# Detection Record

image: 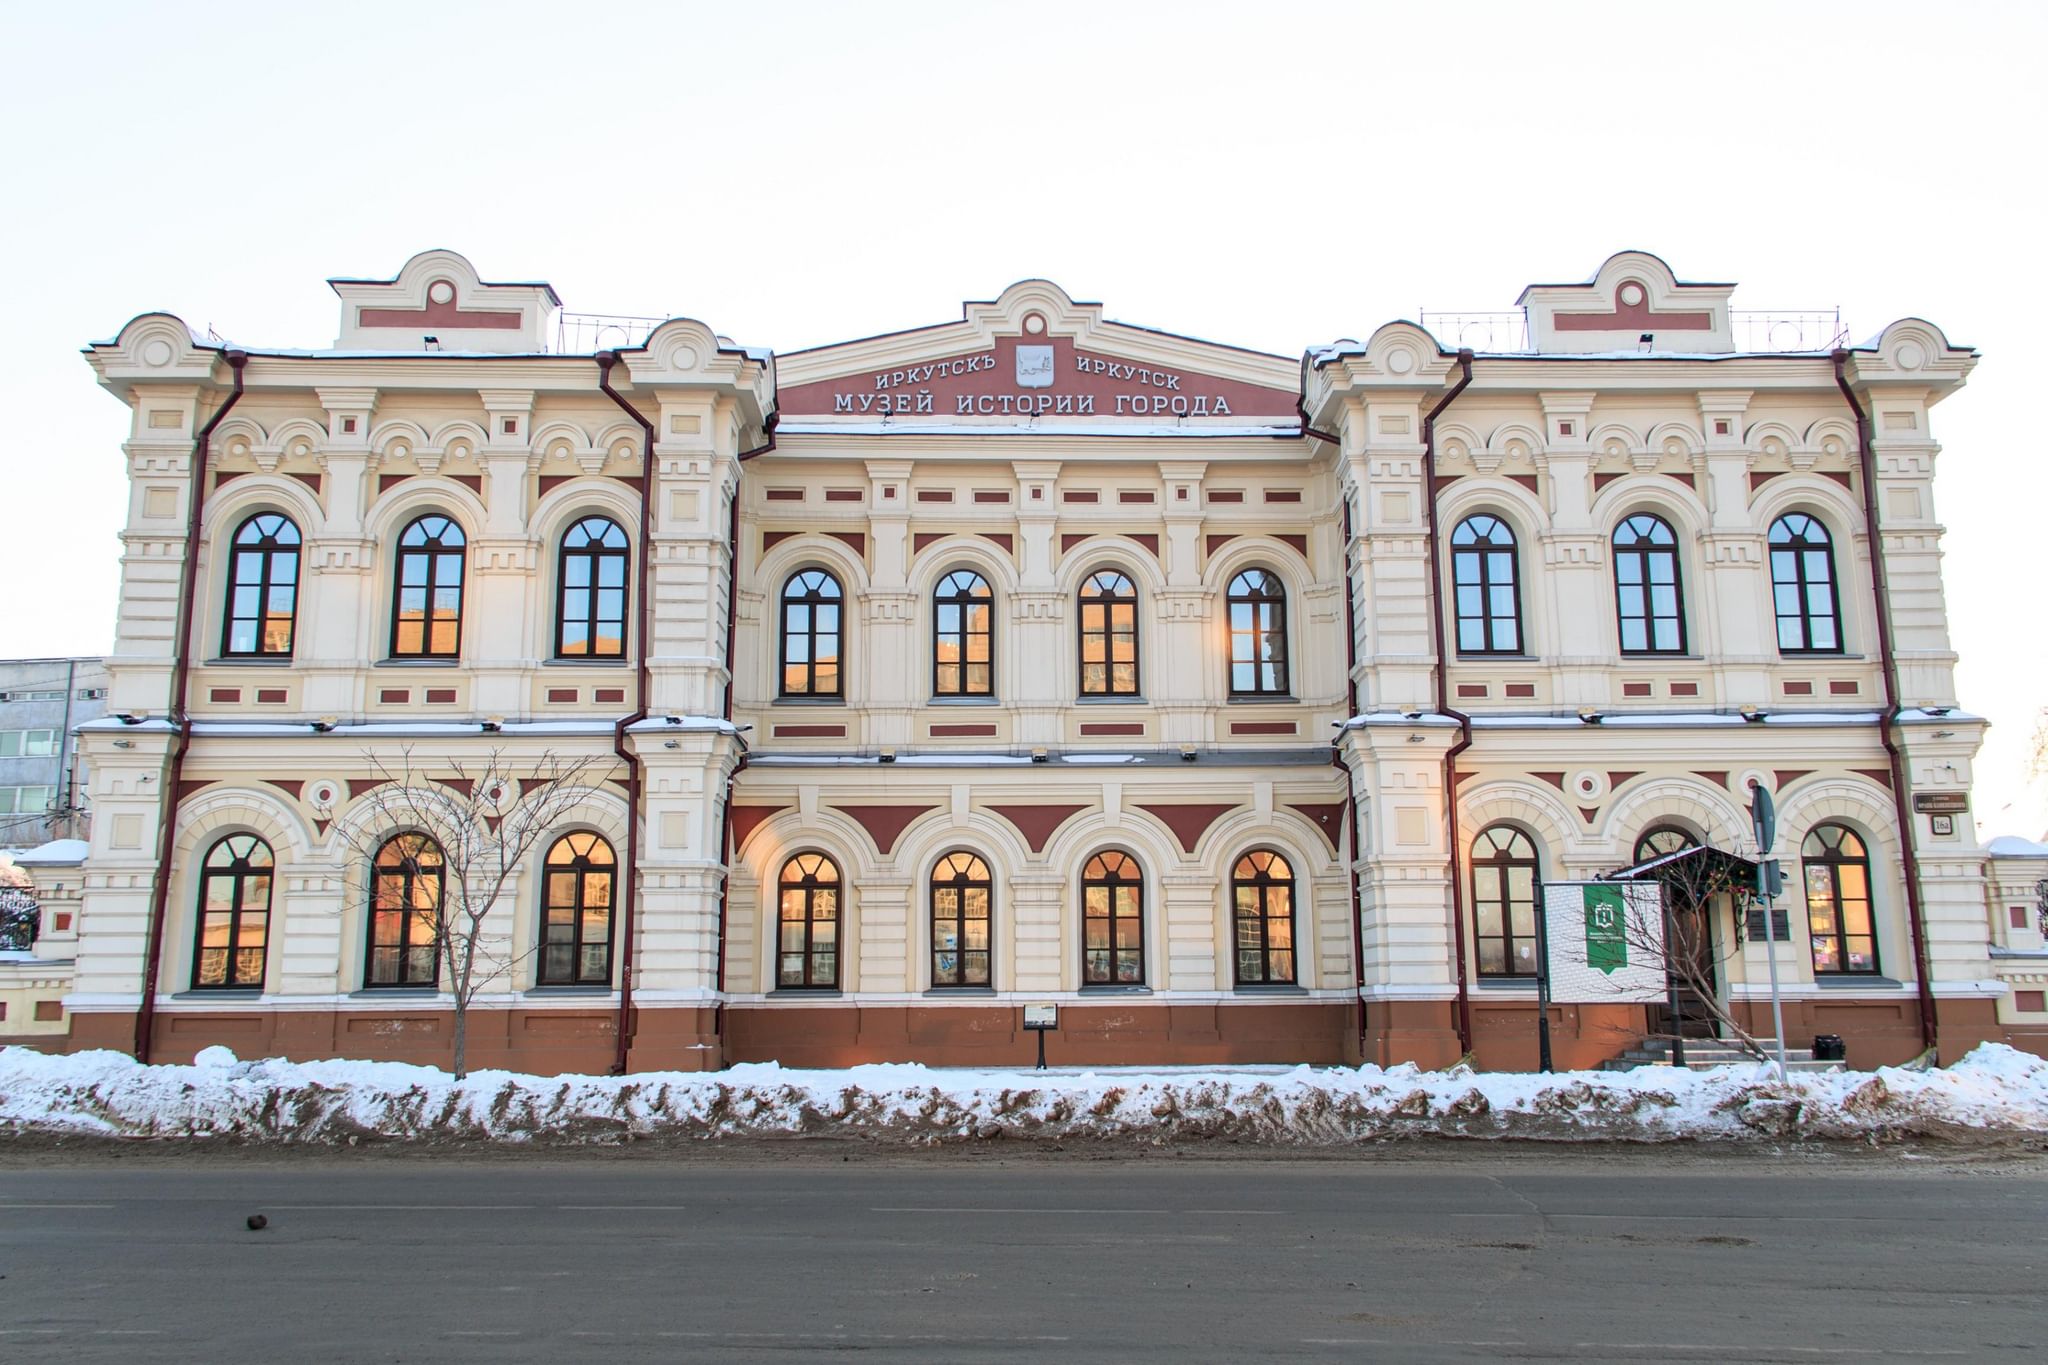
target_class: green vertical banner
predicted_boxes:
[1583,884,1628,975]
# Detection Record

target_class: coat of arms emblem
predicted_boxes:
[1014,345,1055,389]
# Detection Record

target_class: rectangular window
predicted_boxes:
[0,787,54,816]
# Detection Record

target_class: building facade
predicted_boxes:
[0,657,107,848]
[47,248,2045,1073]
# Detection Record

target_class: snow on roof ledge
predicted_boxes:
[11,838,88,866]
[1986,835,2048,858]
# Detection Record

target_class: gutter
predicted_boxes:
[1420,351,1477,1054]
[596,352,654,1074]
[1832,351,1940,1057]
[134,349,247,1062]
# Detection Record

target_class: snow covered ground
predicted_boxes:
[1,1043,2044,1146]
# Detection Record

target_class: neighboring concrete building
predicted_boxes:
[0,657,107,847]
[47,248,2035,1074]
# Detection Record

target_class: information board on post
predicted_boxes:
[1540,881,1667,1004]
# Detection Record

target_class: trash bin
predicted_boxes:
[1812,1033,1846,1061]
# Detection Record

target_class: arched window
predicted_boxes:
[929,851,992,988]
[1078,569,1139,696]
[222,513,301,657]
[192,834,273,989]
[391,515,466,658]
[1769,514,1843,654]
[1227,569,1290,696]
[777,852,840,988]
[556,516,629,659]
[1231,849,1296,985]
[1803,823,1877,974]
[1633,824,1699,865]
[1082,850,1144,985]
[1471,825,1539,976]
[538,831,615,986]
[1613,514,1686,655]
[366,833,443,988]
[779,570,844,698]
[1451,515,1522,655]
[933,570,994,697]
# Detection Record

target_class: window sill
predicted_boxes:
[1226,694,1297,705]
[1075,695,1147,705]
[523,985,615,996]
[204,656,294,668]
[1815,974,1901,989]
[1232,983,1307,995]
[772,696,847,707]
[1477,976,1538,990]
[348,987,444,999]
[375,659,463,669]
[929,695,999,706]
[1455,654,1538,664]
[923,987,997,997]
[768,989,844,998]
[1618,654,1702,663]
[172,989,262,1001]
[1079,984,1152,995]
[542,658,633,669]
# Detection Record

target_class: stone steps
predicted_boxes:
[1602,1040,1848,1073]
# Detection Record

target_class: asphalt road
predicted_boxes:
[1,1147,2043,1362]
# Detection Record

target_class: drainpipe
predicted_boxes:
[597,352,653,1075]
[1832,351,1940,1058]
[135,349,247,1062]
[1420,351,1477,1055]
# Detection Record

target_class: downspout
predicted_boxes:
[711,413,774,1039]
[1832,351,1940,1057]
[135,349,247,1061]
[1420,351,1477,1055]
[597,352,654,1075]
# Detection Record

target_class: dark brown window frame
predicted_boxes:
[929,850,993,988]
[389,515,467,660]
[1077,568,1140,697]
[1633,823,1698,864]
[779,568,845,698]
[1081,849,1145,985]
[364,832,443,988]
[1450,514,1525,656]
[555,516,630,660]
[1226,568,1290,696]
[1769,513,1846,656]
[932,569,994,698]
[1231,848,1297,985]
[1613,513,1688,656]
[222,512,302,658]
[1802,822,1880,975]
[1471,824,1540,977]
[776,851,841,989]
[537,830,616,986]
[191,832,274,990]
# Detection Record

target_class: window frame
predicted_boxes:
[1076,568,1141,697]
[1226,568,1291,697]
[554,516,631,660]
[931,569,995,699]
[536,831,617,987]
[1769,513,1846,656]
[1081,850,1145,986]
[778,569,846,699]
[389,515,468,660]
[1612,513,1687,656]
[928,851,993,989]
[1632,823,1699,865]
[776,852,842,990]
[221,512,302,658]
[190,833,274,991]
[364,833,444,989]
[1802,822,1880,975]
[1450,515,1525,656]
[1471,824,1541,978]
[1231,849,1297,986]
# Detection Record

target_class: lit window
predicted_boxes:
[1231,850,1295,985]
[193,834,272,990]
[1803,823,1878,974]
[777,853,841,988]
[1078,570,1139,696]
[1082,850,1144,984]
[1227,570,1290,695]
[779,570,844,698]
[366,833,442,987]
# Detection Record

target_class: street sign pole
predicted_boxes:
[1531,876,1554,1073]
[1749,781,1791,1084]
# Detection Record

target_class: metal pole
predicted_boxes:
[1532,876,1554,1073]
[1756,874,1790,1084]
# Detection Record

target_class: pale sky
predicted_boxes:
[2,0,2041,837]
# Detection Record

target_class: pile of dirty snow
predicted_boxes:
[1,1044,2044,1146]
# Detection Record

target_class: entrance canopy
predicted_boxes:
[1597,842,1759,888]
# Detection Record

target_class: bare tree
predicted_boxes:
[1605,855,1776,1063]
[317,746,616,1078]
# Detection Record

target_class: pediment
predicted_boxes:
[777,280,1301,427]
